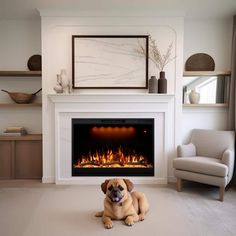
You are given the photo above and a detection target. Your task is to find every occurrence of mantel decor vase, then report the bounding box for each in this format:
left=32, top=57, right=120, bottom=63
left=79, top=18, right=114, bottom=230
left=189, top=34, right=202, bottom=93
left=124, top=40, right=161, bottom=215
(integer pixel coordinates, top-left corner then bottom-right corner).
left=54, top=74, right=63, bottom=94
left=60, top=69, right=67, bottom=92
left=158, top=71, right=167, bottom=93
left=189, top=89, right=200, bottom=104
left=148, top=76, right=158, bottom=93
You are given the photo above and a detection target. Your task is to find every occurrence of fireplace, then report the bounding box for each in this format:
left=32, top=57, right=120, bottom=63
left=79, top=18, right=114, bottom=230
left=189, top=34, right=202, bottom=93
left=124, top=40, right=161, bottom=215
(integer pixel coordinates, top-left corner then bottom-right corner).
left=72, top=118, right=154, bottom=176
left=49, top=94, right=174, bottom=184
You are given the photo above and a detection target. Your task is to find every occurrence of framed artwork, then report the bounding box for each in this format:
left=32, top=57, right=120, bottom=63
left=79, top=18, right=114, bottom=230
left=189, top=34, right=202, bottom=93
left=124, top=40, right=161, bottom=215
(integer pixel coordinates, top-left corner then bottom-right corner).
left=72, top=35, right=148, bottom=89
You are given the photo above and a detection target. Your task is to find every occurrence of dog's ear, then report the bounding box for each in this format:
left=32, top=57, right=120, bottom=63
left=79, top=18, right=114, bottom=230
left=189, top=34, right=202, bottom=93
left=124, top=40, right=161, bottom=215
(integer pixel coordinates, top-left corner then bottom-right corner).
left=101, top=179, right=110, bottom=194
left=123, top=179, right=134, bottom=192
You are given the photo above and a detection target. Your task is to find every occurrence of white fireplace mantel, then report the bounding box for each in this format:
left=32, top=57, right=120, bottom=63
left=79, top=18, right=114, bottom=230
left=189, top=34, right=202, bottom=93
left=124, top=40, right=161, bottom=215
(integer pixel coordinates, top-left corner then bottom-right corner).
left=49, top=93, right=174, bottom=104
left=49, top=93, right=175, bottom=184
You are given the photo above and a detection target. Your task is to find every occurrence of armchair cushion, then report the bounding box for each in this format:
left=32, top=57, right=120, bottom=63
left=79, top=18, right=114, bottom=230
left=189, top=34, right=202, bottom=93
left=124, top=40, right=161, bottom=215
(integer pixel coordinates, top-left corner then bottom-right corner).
left=177, top=143, right=196, bottom=157
left=222, top=149, right=234, bottom=167
left=173, top=156, right=228, bottom=177
left=190, top=129, right=235, bottom=159
left=222, top=149, right=235, bottom=180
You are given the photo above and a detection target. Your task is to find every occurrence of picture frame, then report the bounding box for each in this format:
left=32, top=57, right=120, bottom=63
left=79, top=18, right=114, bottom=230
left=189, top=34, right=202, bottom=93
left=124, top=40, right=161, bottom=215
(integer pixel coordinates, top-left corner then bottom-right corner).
left=72, top=35, right=148, bottom=89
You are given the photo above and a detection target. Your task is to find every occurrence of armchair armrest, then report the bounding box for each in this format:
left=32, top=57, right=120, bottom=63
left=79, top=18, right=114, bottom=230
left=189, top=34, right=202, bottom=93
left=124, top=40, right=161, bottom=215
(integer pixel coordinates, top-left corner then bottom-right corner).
left=221, top=149, right=235, bottom=181
left=177, top=143, right=196, bottom=157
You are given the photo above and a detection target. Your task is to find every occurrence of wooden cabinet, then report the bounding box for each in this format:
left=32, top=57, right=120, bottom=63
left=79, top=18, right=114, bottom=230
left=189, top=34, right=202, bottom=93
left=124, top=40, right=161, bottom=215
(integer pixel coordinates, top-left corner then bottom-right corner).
left=0, top=134, right=42, bottom=179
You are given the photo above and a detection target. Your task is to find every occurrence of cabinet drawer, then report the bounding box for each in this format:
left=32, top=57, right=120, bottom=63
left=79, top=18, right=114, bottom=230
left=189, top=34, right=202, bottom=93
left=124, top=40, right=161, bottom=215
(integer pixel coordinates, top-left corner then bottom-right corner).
left=0, top=141, right=12, bottom=179
left=15, top=141, right=42, bottom=179
left=0, top=137, right=42, bottom=179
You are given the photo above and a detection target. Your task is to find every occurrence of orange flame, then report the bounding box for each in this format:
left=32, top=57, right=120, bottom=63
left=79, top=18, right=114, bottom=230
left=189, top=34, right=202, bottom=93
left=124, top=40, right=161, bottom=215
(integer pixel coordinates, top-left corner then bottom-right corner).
left=74, top=146, right=152, bottom=168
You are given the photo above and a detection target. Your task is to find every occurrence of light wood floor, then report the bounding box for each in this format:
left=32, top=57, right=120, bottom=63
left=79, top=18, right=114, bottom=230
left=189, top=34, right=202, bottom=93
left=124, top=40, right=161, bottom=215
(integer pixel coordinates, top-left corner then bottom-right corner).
left=0, top=180, right=236, bottom=236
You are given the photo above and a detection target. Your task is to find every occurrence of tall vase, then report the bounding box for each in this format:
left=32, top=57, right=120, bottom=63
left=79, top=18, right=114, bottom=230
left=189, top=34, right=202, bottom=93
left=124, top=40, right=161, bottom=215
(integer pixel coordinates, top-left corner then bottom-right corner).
left=158, top=71, right=167, bottom=93
left=148, top=76, right=158, bottom=93
left=60, top=69, right=67, bottom=92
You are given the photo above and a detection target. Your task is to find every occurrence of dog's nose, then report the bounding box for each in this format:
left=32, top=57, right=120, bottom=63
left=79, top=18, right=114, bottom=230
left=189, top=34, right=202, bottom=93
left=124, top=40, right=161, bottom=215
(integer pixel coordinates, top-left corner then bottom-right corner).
left=112, top=188, right=119, bottom=196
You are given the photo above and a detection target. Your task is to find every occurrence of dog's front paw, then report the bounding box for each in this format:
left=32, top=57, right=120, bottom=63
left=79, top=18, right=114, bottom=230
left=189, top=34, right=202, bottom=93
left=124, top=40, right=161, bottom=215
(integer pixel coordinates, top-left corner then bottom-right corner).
left=139, top=213, right=145, bottom=221
left=95, top=211, right=103, bottom=217
left=104, top=221, right=113, bottom=229
left=125, top=216, right=134, bottom=226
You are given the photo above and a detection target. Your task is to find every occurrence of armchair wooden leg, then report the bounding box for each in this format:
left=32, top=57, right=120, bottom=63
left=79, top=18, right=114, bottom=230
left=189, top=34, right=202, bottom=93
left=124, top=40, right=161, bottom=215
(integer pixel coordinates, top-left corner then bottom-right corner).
left=177, top=178, right=182, bottom=192
left=219, top=186, right=225, bottom=202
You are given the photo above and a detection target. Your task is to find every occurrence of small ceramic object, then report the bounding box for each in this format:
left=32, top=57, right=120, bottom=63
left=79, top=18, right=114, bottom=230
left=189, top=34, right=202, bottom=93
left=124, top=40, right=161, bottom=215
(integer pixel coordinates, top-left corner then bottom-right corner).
left=54, top=74, right=63, bottom=93
left=27, top=55, right=42, bottom=71
left=148, top=76, right=158, bottom=93
left=189, top=89, right=200, bottom=104
left=60, top=69, right=67, bottom=92
left=67, top=79, right=72, bottom=94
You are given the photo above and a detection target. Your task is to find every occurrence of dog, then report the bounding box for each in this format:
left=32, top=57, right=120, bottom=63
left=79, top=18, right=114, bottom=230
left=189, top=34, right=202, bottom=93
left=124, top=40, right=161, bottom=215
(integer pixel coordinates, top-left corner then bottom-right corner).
left=95, top=178, right=149, bottom=229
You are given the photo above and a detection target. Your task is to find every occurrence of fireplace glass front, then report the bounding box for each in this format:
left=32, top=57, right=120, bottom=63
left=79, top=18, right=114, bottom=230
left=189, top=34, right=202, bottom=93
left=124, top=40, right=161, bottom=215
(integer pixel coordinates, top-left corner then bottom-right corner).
left=72, top=118, right=154, bottom=176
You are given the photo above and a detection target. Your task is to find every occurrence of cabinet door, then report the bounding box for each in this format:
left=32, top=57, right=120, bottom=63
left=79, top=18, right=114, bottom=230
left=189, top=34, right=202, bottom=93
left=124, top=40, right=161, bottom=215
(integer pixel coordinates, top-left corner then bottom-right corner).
left=0, top=141, right=12, bottom=179
left=15, top=140, right=42, bottom=179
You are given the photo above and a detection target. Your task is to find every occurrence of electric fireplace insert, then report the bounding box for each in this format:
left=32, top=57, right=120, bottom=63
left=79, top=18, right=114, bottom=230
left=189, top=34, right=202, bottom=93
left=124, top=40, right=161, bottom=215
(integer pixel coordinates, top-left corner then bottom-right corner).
left=72, top=118, right=154, bottom=176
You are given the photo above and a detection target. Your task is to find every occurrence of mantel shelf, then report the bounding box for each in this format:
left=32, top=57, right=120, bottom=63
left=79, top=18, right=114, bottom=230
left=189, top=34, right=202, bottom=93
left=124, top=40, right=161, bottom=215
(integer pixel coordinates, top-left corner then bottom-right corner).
left=0, top=103, right=42, bottom=108
left=48, top=93, right=175, bottom=104
left=183, top=71, right=231, bottom=76
left=0, top=71, right=42, bottom=77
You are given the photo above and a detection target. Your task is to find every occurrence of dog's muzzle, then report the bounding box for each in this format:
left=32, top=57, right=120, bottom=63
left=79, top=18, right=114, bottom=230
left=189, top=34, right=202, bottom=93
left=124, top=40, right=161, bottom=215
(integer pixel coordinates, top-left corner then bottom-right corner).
left=109, top=188, right=123, bottom=202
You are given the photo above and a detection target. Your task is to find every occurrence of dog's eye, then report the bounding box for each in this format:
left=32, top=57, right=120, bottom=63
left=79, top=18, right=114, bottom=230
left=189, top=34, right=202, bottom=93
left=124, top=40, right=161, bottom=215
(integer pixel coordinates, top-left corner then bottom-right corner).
left=108, top=185, right=113, bottom=191
left=118, top=185, right=124, bottom=191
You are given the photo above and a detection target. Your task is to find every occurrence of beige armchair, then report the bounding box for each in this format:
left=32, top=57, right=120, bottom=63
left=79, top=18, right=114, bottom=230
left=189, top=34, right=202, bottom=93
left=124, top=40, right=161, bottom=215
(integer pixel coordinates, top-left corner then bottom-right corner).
left=173, top=129, right=235, bottom=201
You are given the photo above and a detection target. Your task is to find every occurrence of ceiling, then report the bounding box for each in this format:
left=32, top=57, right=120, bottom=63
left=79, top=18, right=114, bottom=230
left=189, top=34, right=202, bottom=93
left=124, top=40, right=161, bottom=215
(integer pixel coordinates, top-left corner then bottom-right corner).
left=0, top=0, right=236, bottom=20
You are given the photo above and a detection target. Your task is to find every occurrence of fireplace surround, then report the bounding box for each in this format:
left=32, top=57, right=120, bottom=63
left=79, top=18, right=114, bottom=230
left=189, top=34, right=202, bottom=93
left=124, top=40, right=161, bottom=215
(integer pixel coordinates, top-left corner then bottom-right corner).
left=49, top=94, right=174, bottom=184
left=72, top=118, right=154, bottom=176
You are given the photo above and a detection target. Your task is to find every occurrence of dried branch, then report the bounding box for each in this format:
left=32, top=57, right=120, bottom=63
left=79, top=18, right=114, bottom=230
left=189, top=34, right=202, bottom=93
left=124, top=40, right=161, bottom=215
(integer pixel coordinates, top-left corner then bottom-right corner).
left=135, top=35, right=175, bottom=72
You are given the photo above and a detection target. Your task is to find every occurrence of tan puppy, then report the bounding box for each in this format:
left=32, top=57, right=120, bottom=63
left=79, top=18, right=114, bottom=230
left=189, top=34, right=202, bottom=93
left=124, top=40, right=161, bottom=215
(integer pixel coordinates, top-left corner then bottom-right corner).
left=95, top=178, right=149, bottom=229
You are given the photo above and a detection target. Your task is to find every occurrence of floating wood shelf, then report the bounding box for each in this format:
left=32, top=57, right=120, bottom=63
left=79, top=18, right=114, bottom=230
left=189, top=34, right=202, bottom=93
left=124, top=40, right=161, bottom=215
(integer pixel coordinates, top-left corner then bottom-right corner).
left=0, top=71, right=42, bottom=77
left=183, top=103, right=228, bottom=108
left=183, top=71, right=231, bottom=76
left=0, top=134, right=42, bottom=141
left=0, top=103, right=42, bottom=108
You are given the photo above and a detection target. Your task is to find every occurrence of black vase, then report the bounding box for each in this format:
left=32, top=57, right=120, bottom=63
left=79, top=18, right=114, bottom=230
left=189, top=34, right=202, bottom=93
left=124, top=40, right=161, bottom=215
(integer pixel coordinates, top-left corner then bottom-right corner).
left=158, top=71, right=167, bottom=93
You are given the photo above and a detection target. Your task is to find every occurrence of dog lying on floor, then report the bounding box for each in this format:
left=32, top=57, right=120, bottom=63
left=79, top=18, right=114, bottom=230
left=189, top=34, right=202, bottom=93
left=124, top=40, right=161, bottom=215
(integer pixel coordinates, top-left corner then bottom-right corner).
left=95, top=178, right=149, bottom=229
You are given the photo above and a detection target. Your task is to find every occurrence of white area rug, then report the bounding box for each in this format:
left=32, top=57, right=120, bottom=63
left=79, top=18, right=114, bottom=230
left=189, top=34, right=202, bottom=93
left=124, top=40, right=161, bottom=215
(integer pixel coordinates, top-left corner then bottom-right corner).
left=0, top=181, right=236, bottom=236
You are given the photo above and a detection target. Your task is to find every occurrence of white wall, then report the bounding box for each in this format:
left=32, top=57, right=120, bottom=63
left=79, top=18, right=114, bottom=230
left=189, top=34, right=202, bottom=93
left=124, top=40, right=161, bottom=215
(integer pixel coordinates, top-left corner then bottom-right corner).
left=0, top=16, right=232, bottom=182
left=0, top=20, right=41, bottom=70
left=184, top=18, right=233, bottom=71
left=181, top=18, right=233, bottom=144
left=182, top=107, right=228, bottom=143
left=41, top=15, right=184, bottom=183
left=0, top=20, right=42, bottom=133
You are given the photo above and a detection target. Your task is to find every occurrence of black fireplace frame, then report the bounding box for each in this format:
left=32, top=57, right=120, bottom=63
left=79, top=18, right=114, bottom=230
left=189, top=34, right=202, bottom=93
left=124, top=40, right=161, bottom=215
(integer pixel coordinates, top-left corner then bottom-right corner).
left=72, top=118, right=155, bottom=177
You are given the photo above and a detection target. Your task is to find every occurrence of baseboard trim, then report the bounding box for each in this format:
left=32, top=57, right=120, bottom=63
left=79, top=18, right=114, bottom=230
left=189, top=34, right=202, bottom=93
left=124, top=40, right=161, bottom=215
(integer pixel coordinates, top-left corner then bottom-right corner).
left=42, top=175, right=175, bottom=185
left=42, top=176, right=55, bottom=183
left=168, top=176, right=176, bottom=183
left=55, top=177, right=167, bottom=185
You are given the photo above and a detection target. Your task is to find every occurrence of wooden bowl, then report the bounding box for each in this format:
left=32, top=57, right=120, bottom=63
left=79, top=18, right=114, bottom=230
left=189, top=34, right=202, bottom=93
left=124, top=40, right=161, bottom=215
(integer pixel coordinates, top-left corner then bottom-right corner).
left=1, top=88, right=42, bottom=104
